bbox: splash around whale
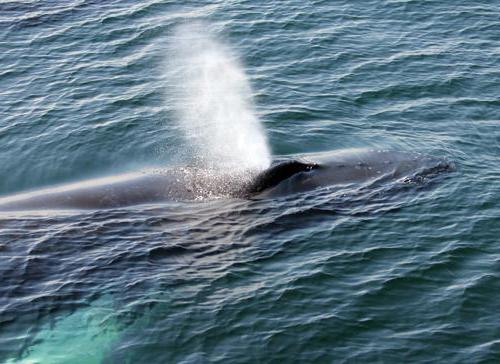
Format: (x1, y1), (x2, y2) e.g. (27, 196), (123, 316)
(0, 149), (455, 212)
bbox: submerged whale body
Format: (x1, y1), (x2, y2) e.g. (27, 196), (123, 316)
(0, 149), (454, 211)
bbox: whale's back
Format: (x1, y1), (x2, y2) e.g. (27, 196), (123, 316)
(0, 150), (455, 211)
(253, 149), (455, 197)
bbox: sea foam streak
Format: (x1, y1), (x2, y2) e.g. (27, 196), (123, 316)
(167, 23), (271, 173)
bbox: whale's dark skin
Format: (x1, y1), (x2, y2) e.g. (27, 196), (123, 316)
(0, 149), (454, 211)
(249, 149), (454, 197)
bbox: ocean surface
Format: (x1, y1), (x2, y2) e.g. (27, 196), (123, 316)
(1, 0), (499, 363)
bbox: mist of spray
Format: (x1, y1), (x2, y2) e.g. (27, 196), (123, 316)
(166, 23), (271, 173)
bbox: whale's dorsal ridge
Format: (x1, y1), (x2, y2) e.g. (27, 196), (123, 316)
(246, 160), (320, 194)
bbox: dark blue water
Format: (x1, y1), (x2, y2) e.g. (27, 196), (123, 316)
(1, 1), (499, 363)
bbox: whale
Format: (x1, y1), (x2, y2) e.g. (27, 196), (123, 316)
(0, 149), (454, 211)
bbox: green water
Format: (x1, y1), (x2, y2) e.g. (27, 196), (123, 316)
(1, 0), (499, 363)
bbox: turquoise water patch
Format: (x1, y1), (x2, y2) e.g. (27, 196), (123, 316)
(7, 297), (121, 364)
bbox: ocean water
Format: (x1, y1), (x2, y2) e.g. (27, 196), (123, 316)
(1, 0), (499, 363)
